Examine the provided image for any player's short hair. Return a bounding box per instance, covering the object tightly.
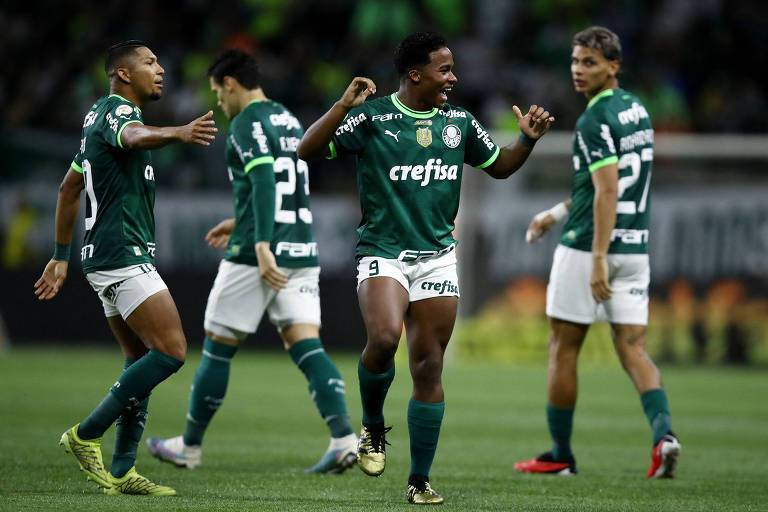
[207,49,261,89]
[573,26,622,62]
[105,40,148,78]
[393,32,448,76]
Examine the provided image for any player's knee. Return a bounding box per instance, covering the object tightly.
[366,324,402,355]
[410,354,443,382]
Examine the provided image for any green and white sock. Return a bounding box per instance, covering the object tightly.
[290,338,353,438]
[358,359,395,427]
[184,337,237,446]
[547,404,574,461]
[641,388,672,445]
[79,349,183,440]
[407,399,445,479]
[111,357,149,478]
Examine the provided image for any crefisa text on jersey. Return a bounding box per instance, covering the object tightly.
[388,158,458,187]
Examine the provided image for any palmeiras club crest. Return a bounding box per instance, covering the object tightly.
[416,127,432,147]
[441,124,462,148]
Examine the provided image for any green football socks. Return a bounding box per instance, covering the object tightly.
[407,399,445,479]
[289,338,353,438]
[358,359,395,426]
[641,388,672,445]
[183,337,237,446]
[79,349,183,440]
[111,357,149,478]
[547,404,575,461]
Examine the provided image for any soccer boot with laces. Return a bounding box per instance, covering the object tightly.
[146,435,201,469]
[305,434,358,474]
[514,451,578,475]
[59,424,111,488]
[647,432,681,478]
[103,466,176,495]
[357,424,391,476]
[407,481,444,505]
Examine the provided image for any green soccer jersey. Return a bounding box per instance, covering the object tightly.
[329,93,500,260]
[224,99,317,268]
[561,88,654,254]
[71,94,156,273]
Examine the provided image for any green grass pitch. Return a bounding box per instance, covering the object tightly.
[0,346,765,511]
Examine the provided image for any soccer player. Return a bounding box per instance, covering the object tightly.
[145,49,358,474]
[33,40,217,495]
[298,32,554,504]
[515,26,681,478]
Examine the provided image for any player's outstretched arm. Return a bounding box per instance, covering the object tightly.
[34,167,83,300]
[297,77,376,161]
[205,218,235,249]
[483,104,555,179]
[525,199,571,244]
[120,110,218,149]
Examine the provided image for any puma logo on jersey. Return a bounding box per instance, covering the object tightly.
[591,149,603,158]
[242,149,254,158]
[385,130,400,142]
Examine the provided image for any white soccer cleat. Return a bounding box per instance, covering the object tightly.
[146,435,201,469]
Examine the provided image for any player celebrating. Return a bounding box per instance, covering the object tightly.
[34,40,217,495]
[146,49,358,474]
[515,26,681,478]
[298,32,554,504]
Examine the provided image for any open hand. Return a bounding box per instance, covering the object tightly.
[181,110,217,146]
[513,104,555,141]
[33,259,69,300]
[205,218,235,249]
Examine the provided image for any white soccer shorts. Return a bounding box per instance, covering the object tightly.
[546,244,649,325]
[86,263,168,319]
[204,259,321,335]
[356,249,459,302]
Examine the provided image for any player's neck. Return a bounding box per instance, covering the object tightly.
[110,86,144,109]
[243,87,268,105]
[396,87,434,113]
[584,79,619,101]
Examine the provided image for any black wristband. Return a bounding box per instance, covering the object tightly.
[518,132,537,148]
[53,243,70,262]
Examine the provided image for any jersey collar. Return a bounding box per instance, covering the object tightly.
[586,88,614,110]
[108,94,141,113]
[390,93,438,119]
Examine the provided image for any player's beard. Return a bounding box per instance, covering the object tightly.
[150,91,162,101]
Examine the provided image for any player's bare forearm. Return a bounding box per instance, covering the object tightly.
[590,164,618,256]
[592,189,616,256]
[297,102,351,161]
[484,143,533,179]
[120,111,217,149]
[55,168,84,244]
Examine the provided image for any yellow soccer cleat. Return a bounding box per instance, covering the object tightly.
[407,481,444,505]
[59,424,111,488]
[357,425,391,476]
[103,467,177,496]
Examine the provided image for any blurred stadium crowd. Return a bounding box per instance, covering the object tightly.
[2,1,766,174]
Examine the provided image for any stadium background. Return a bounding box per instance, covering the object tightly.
[1,0,767,365]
